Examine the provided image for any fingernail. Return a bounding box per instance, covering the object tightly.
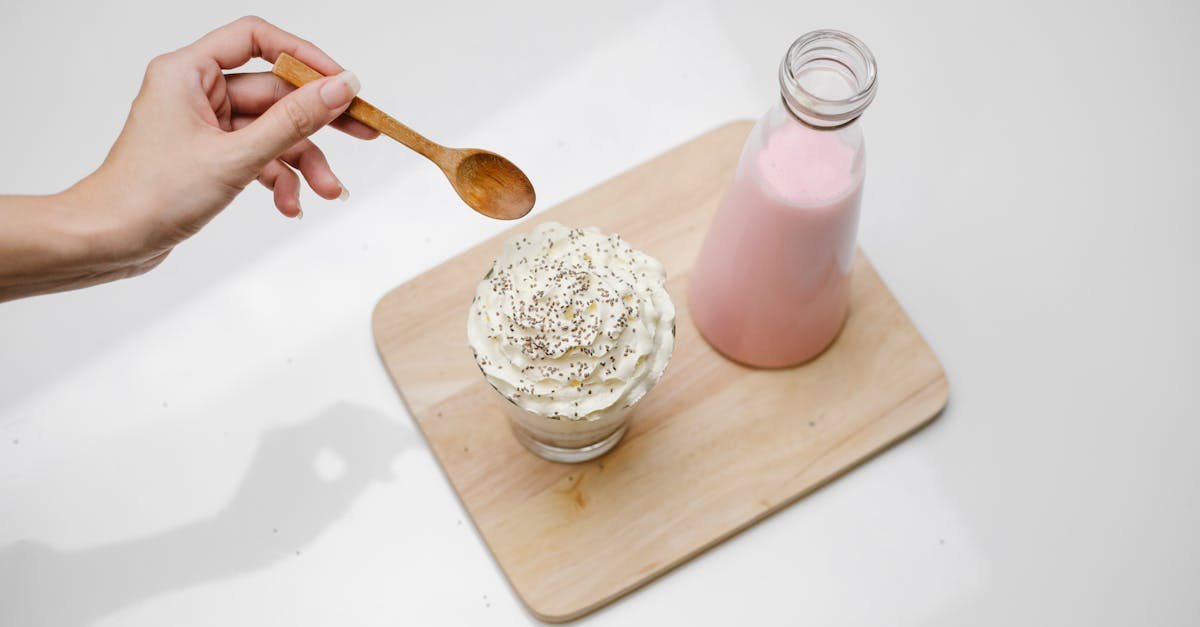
[338,184,350,202]
[320,71,360,108]
[295,201,304,220]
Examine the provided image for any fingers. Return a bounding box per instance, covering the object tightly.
[232,115,349,202]
[225,72,379,140]
[224,72,289,114]
[189,15,342,73]
[280,140,345,201]
[258,159,303,218]
[228,71,360,171]
[330,117,380,140]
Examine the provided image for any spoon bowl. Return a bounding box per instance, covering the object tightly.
[273,53,535,220]
[451,150,536,220]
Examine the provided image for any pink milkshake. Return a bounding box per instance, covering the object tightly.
[690,30,877,368]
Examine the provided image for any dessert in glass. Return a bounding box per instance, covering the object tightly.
[467,222,675,463]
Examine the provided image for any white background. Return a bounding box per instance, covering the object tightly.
[2,1,1198,625]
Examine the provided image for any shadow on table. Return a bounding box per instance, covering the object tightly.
[0,402,413,626]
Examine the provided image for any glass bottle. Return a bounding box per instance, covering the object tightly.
[689,30,878,368]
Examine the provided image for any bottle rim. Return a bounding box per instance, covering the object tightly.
[778,30,878,128]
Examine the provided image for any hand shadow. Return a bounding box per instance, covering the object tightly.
[0,402,413,626]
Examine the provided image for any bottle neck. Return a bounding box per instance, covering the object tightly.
[778,30,877,129]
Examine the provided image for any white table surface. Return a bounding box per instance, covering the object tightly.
[2,1,1198,625]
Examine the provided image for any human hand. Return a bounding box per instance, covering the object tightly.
[97,14,378,235]
[0,16,377,300]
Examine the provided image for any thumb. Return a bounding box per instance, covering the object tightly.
[232,71,360,169]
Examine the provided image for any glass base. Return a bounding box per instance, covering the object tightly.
[511,423,628,463]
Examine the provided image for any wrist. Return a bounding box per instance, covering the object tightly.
[57,169,147,268]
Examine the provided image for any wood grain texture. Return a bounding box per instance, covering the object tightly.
[372,121,948,622]
[272,52,447,161]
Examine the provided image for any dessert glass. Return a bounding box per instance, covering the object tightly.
[467,222,675,463]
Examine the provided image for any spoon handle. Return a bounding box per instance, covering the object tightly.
[272,53,449,165]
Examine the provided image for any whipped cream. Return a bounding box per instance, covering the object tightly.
[467,222,675,422]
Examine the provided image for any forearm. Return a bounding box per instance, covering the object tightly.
[0,181,133,302]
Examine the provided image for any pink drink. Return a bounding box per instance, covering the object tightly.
[689,30,876,368]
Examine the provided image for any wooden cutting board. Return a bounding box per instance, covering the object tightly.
[371,121,948,622]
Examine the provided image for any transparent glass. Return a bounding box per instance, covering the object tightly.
[689,30,877,368]
[779,29,877,128]
[505,402,631,463]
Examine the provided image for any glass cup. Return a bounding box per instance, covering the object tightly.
[503,400,633,463]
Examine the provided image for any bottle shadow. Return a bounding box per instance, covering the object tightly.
[0,402,414,626]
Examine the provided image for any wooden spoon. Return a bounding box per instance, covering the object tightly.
[272,52,535,220]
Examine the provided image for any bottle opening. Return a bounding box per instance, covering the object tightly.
[779,30,877,128]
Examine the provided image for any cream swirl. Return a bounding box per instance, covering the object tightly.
[467,222,675,420]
